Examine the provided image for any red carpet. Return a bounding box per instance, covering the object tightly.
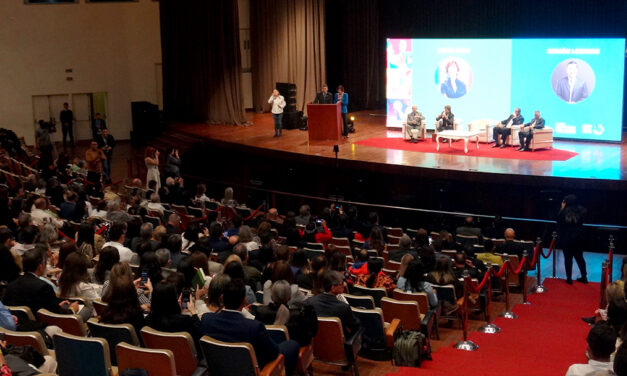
[385,278,598,376]
[353,137,578,161]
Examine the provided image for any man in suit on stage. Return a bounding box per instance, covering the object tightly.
[492,108,524,148]
[313,84,333,104]
[436,105,454,132]
[517,110,545,151]
[406,105,425,143]
[199,279,299,376]
[555,61,589,103]
[307,270,360,336]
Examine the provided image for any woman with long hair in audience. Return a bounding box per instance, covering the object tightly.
[75,221,95,259]
[181,222,199,253]
[296,254,327,293]
[365,226,387,255]
[427,256,462,314]
[222,256,257,305]
[0,245,21,284]
[397,260,438,309]
[58,252,101,302]
[92,246,119,285]
[262,260,307,305]
[354,258,396,294]
[238,225,259,251]
[147,281,201,345]
[140,251,164,287]
[56,242,78,270]
[144,146,161,191]
[100,263,147,336]
[397,253,415,280]
[256,280,318,346]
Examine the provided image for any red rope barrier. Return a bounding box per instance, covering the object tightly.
[508,256,527,275]
[528,245,540,269]
[95,223,109,235]
[494,261,508,278]
[57,229,75,242]
[467,268,492,293]
[244,205,264,221]
[541,238,555,258]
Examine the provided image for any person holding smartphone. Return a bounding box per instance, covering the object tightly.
[147,282,202,345]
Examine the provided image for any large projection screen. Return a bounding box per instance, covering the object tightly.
[386,38,625,142]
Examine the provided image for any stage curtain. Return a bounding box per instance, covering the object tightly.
[159,0,247,125]
[250,0,326,114]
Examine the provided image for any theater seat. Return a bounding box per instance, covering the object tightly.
[141,326,207,376]
[53,332,115,376]
[199,335,285,376]
[313,317,363,376]
[265,325,313,376]
[401,120,426,141]
[116,342,177,376]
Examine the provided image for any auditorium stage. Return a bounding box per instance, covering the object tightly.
[173,110,627,183]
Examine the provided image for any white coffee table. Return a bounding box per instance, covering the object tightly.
[436,130,481,153]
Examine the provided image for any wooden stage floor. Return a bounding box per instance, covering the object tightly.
[173,110,627,183]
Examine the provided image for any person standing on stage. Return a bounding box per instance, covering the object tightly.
[406,105,425,143]
[517,110,545,151]
[435,105,454,132]
[268,89,286,137]
[97,128,115,179]
[334,85,349,138]
[492,108,524,148]
[313,84,333,104]
[60,102,74,148]
[557,194,587,285]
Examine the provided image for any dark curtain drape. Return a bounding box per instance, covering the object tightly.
[160,0,247,124]
[250,0,326,114]
[325,0,383,112]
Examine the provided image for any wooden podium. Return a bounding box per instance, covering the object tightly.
[307,102,342,143]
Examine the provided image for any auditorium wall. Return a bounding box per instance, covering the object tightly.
[0,0,161,145]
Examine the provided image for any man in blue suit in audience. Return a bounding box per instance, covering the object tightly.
[199,279,299,375]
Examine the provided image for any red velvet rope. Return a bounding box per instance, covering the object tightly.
[467,268,492,293]
[95,223,109,235]
[244,205,264,221]
[528,244,540,269]
[494,261,508,278]
[57,229,75,242]
[541,238,555,258]
[508,256,527,275]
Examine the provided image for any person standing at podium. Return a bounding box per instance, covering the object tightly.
[313,84,333,104]
[334,85,349,138]
[268,89,286,137]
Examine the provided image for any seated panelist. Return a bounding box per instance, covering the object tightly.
[406,105,425,143]
[435,105,454,132]
[517,110,545,151]
[492,108,524,148]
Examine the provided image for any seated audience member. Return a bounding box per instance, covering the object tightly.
[0,245,21,284]
[476,239,503,266]
[456,216,482,239]
[364,226,386,255]
[59,252,101,303]
[4,248,79,316]
[296,254,327,292]
[295,205,311,226]
[222,256,257,305]
[101,262,152,309]
[100,263,147,336]
[181,222,200,253]
[225,215,242,238]
[565,322,616,376]
[331,213,354,242]
[132,222,157,253]
[439,230,458,251]
[220,187,238,207]
[397,253,415,281]
[167,234,185,269]
[140,251,165,288]
[427,256,459,289]
[256,280,318,346]
[147,282,201,345]
[152,225,168,248]
[238,225,260,251]
[389,234,414,262]
[397,260,438,309]
[300,219,333,245]
[145,193,166,216]
[452,252,483,280]
[102,222,134,262]
[355,258,396,293]
[10,225,37,257]
[59,191,78,220]
[233,243,262,289]
[349,249,370,275]
[30,197,64,228]
[308,270,360,336]
[106,200,131,224]
[75,222,96,259]
[92,246,120,285]
[205,274,231,313]
[614,343,627,376]
[0,301,16,331]
[495,228,524,258]
[208,221,229,253]
[166,213,183,235]
[193,183,211,204]
[262,260,307,305]
[155,248,172,268]
[289,248,309,277]
[90,200,108,219]
[199,280,300,375]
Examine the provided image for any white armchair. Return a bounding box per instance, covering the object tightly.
[467,119,498,143]
[402,120,426,141]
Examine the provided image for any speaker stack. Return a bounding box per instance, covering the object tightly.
[276,82,302,130]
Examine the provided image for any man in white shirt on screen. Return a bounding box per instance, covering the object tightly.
[555,61,589,103]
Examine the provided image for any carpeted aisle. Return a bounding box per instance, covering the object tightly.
[386,278,598,376]
[353,137,578,161]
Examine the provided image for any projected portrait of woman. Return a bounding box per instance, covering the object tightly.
[440,59,467,99]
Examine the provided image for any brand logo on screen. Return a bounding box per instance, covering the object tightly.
[581,124,605,135]
[555,122,577,134]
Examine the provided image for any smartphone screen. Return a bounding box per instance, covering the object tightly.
[182,289,190,310]
[141,270,148,286]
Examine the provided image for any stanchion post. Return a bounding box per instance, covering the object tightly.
[609,235,615,284]
[535,237,546,293]
[499,255,518,319]
[600,261,608,309]
[478,263,501,334]
[551,231,557,279]
[521,250,530,305]
[454,270,479,351]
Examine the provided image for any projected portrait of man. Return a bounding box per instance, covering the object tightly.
[555,60,589,103]
[440,60,467,99]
